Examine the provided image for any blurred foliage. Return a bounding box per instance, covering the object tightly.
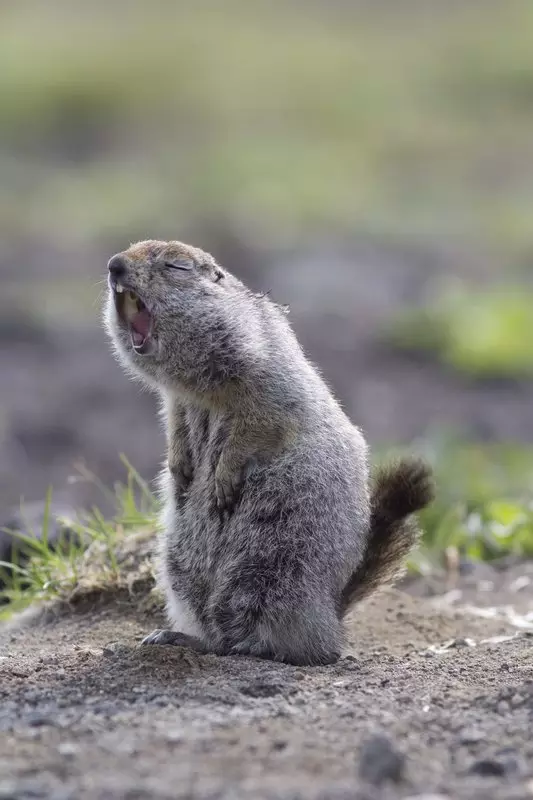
[1,0,533,261]
[387,284,533,378]
[402,434,533,570]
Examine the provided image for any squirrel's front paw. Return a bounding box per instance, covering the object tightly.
[169,458,193,502]
[215,461,245,514]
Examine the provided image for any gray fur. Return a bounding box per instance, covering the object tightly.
[103,239,433,666]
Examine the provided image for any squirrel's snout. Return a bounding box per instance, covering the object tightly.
[107,253,128,280]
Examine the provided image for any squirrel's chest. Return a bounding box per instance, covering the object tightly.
[185,407,230,475]
[168,477,233,587]
[169,407,232,557]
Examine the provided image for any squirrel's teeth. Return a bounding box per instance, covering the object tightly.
[115,283,125,294]
[124,291,138,318]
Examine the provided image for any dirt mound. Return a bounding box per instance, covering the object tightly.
[1,565,533,799]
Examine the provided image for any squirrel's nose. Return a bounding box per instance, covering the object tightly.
[107,253,128,279]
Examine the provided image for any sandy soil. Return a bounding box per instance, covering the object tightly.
[1,561,533,800]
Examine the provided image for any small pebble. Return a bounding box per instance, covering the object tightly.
[58,742,78,758]
[455,637,476,648]
[497,700,510,715]
[27,713,55,728]
[292,696,306,706]
[272,739,288,751]
[9,668,29,678]
[358,734,405,786]
[102,641,131,658]
[165,729,183,742]
[469,758,507,777]
[39,654,59,665]
[459,727,485,745]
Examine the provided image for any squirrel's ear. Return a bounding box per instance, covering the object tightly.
[214,267,225,282]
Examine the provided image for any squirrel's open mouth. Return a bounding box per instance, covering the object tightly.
[110,278,153,355]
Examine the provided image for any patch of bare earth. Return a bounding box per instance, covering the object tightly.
[1,561,533,800]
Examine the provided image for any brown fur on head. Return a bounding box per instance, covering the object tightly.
[103,239,268,398]
[121,239,221,273]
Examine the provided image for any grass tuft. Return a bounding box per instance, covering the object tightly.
[0,458,161,621]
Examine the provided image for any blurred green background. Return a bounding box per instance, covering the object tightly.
[3,1,533,257]
[2,0,533,565]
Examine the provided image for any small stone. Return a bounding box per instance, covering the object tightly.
[10,667,29,678]
[459,727,485,745]
[509,575,530,592]
[58,742,78,758]
[239,682,286,698]
[76,651,90,662]
[272,739,288,751]
[494,748,527,775]
[102,642,131,658]
[497,700,510,714]
[85,697,100,706]
[510,693,523,708]
[115,740,137,756]
[358,734,405,786]
[469,758,508,777]
[39,654,59,665]
[293,670,306,680]
[165,729,183,742]
[27,713,55,728]
[455,637,476,648]
[153,696,171,708]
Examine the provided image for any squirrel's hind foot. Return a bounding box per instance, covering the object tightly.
[141,629,208,653]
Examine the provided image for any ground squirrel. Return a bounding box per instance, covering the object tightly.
[104,239,435,666]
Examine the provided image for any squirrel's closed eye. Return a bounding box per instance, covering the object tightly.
[164,258,194,271]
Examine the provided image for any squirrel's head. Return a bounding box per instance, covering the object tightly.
[104,239,248,392]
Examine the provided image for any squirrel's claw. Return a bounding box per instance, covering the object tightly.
[141,629,208,653]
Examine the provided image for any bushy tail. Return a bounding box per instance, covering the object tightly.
[340,456,435,615]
